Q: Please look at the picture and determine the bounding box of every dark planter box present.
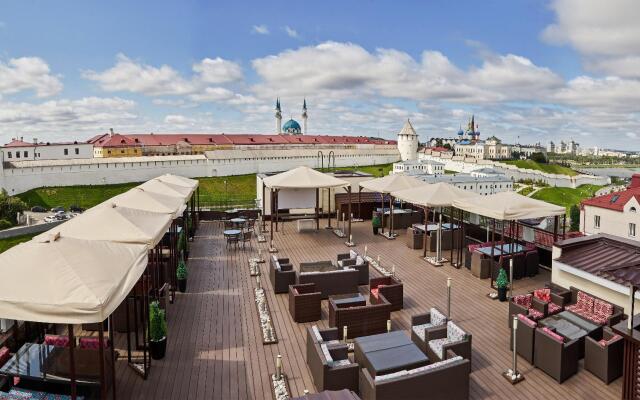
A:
[178,279,187,293]
[150,337,167,360]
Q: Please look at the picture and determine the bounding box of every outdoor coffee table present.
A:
[223,229,241,237]
[330,293,366,308]
[354,331,428,377]
[230,217,247,226]
[540,315,587,341]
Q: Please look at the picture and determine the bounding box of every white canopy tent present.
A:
[138,179,193,202]
[359,174,427,238]
[33,205,173,247]
[155,174,198,193]
[393,182,480,262]
[262,166,351,248]
[104,187,186,219]
[0,236,148,324]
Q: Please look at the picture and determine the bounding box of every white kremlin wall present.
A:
[0,144,400,194]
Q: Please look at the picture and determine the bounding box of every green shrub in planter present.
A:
[371,214,381,235]
[149,301,167,359]
[176,259,188,293]
[496,268,509,302]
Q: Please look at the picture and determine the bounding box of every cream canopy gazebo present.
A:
[453,191,565,290]
[138,179,194,201]
[104,187,186,218]
[359,174,427,239]
[263,166,350,248]
[154,174,200,232]
[393,182,480,263]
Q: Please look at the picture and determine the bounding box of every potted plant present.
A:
[496,268,509,302]
[372,213,381,235]
[149,301,167,360]
[176,258,188,293]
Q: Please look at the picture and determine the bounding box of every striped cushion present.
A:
[517,314,536,328]
[542,327,564,343]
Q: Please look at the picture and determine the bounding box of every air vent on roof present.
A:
[611,195,620,203]
[268,138,273,142]
[184,138,189,142]
[134,138,139,143]
[120,139,126,144]
[209,138,213,142]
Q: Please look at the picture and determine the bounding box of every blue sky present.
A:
[0,0,639,149]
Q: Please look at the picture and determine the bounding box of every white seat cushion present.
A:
[312,325,323,342]
[430,308,447,326]
[428,338,449,360]
[374,370,408,382]
[320,344,333,363]
[411,323,434,341]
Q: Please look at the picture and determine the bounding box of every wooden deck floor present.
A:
[115,221,622,399]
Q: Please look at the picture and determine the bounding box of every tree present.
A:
[569,205,580,232]
[511,151,522,160]
[0,191,26,225]
[443,143,452,150]
[529,152,548,163]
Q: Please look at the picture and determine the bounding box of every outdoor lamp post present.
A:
[387,319,392,332]
[509,258,514,299]
[503,315,524,384]
[275,354,282,380]
[343,326,348,342]
[629,284,635,331]
[447,278,452,319]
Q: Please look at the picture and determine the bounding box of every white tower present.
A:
[397,119,419,161]
[302,98,308,134]
[275,98,282,134]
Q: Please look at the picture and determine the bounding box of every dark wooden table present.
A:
[354,331,428,376]
[329,293,366,308]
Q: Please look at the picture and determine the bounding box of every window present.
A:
[7,152,11,158]
[64,149,68,155]
[630,223,636,237]
[15,152,20,158]
[23,151,27,157]
[75,148,79,155]
[630,207,637,213]
[594,215,601,229]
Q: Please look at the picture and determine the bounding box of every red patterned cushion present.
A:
[513,294,532,308]
[528,308,544,321]
[533,288,551,303]
[370,288,379,299]
[79,337,110,350]
[0,346,10,367]
[593,299,614,317]
[598,334,621,347]
[576,291,595,312]
[517,314,536,328]
[542,327,564,343]
[44,335,70,348]
[548,302,562,315]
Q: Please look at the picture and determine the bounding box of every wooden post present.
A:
[553,215,559,244]
[109,315,117,400]
[423,207,429,258]
[270,189,274,245]
[389,195,393,236]
[347,186,352,240]
[380,193,385,235]
[315,188,319,230]
[490,219,496,289]
[262,184,266,232]
[449,207,454,265]
[562,214,567,239]
[98,322,106,400]
[275,189,279,233]
[358,187,362,219]
[68,324,77,400]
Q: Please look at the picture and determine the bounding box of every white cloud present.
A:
[543,0,640,77]
[284,26,299,38]
[192,57,243,84]
[252,25,269,35]
[164,114,194,126]
[0,97,138,143]
[0,57,62,98]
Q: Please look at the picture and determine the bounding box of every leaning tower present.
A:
[397,119,419,161]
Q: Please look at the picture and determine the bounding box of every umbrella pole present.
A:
[69,324,77,400]
[358,187,362,221]
[347,187,353,245]
[490,218,496,289]
[450,207,454,266]
[109,315,116,400]
[380,193,385,235]
[390,195,394,238]
[437,211,442,262]
[423,207,428,258]
[98,322,106,400]
[315,188,319,230]
[269,189,274,247]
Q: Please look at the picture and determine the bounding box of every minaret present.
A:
[301,98,308,134]
[275,98,282,134]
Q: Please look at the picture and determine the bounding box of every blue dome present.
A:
[457,129,464,136]
[282,119,302,133]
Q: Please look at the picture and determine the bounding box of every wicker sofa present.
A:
[369,276,403,311]
[565,287,624,326]
[509,288,565,327]
[328,295,392,339]
[270,256,296,294]
[288,283,322,323]
[337,250,370,285]
[534,327,580,383]
[359,349,470,400]
[297,267,359,299]
[306,336,359,392]
[410,308,448,355]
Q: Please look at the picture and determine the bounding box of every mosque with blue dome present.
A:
[275,98,308,135]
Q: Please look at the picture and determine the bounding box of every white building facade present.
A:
[392,159,444,175]
[2,138,93,161]
[580,179,640,241]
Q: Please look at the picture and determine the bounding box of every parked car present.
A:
[69,205,85,213]
[51,206,65,213]
[30,206,46,213]
[44,216,57,223]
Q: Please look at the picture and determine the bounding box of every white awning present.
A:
[359,174,426,194]
[392,182,479,207]
[0,236,148,324]
[33,205,172,247]
[138,179,193,202]
[263,166,350,189]
[103,187,186,219]
[156,174,198,190]
[453,191,565,220]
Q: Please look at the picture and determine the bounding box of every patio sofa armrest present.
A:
[531,297,549,315]
[321,327,340,342]
[280,263,293,272]
[369,276,389,289]
[339,258,357,267]
[443,339,472,362]
[550,292,568,307]
[411,312,432,326]
[277,257,290,264]
[424,325,447,342]
[336,253,352,261]
[608,310,624,327]
[329,344,349,361]
[291,283,318,295]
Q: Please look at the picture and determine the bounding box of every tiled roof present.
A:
[581,187,640,212]
[4,139,35,147]
[98,133,396,147]
[87,133,141,147]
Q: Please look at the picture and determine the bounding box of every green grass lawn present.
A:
[519,186,536,196]
[15,163,393,210]
[531,184,603,214]
[503,160,578,176]
[0,233,36,253]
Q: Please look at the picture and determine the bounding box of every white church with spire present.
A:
[275,98,308,135]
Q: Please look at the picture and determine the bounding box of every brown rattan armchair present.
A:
[585,327,623,384]
[288,283,321,323]
[369,276,403,311]
[410,307,448,355]
[329,295,392,339]
[269,256,296,294]
[533,327,580,383]
[307,341,359,392]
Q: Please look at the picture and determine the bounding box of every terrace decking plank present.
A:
[114,221,620,400]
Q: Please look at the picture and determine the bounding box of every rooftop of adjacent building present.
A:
[408,171,512,183]
[581,174,640,212]
[4,138,88,147]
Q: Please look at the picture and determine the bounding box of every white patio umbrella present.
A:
[102,187,186,219]
[138,179,193,202]
[359,174,427,239]
[393,182,479,263]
